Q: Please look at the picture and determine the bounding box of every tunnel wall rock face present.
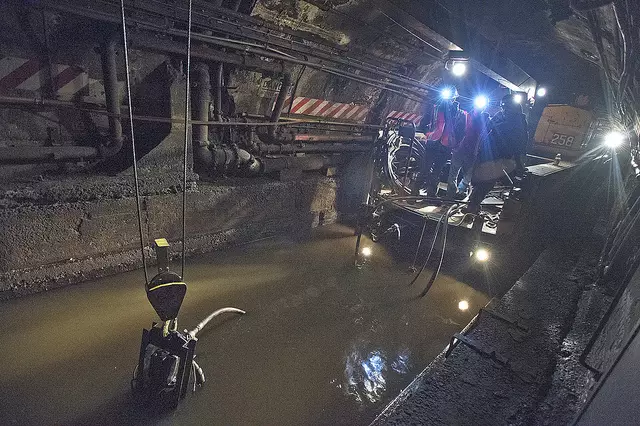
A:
[0,173,353,299]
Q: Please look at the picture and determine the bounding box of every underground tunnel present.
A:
[0,0,639,424]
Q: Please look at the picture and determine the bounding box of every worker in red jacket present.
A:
[415,88,467,196]
[446,97,490,199]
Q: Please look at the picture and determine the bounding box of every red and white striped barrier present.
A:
[387,110,423,124]
[282,96,369,122]
[0,55,96,100]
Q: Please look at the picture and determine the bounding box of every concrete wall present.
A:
[0,0,440,297]
[0,169,368,299]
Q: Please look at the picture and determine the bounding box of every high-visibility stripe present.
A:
[332,104,352,119]
[298,98,324,115]
[343,106,361,119]
[309,100,329,116]
[278,96,371,122]
[57,72,89,97]
[291,97,314,114]
[0,57,29,80]
[387,110,423,124]
[319,102,343,117]
[52,65,83,91]
[0,58,41,92]
[148,282,186,291]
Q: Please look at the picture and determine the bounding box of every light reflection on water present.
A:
[344,345,412,405]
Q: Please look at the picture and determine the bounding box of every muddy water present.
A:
[0,224,490,425]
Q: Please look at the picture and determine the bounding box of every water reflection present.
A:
[344,345,412,405]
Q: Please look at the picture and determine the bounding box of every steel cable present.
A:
[181,0,193,279]
[120,0,149,284]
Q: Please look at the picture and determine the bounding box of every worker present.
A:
[465,94,528,213]
[414,88,467,196]
[446,98,490,200]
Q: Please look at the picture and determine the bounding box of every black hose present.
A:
[418,204,456,298]
[408,208,446,287]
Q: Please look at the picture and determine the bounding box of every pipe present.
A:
[44,0,427,91]
[269,73,293,140]
[42,1,427,100]
[188,307,245,338]
[0,95,378,128]
[213,63,223,122]
[193,63,211,171]
[256,143,369,154]
[130,31,286,74]
[259,155,345,173]
[99,33,124,157]
[197,145,350,175]
[0,146,99,164]
[293,134,374,143]
[204,146,262,176]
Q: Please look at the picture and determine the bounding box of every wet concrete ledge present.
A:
[373,239,596,425]
[0,174,347,300]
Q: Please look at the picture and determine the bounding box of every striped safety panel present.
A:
[387,110,423,124]
[0,55,98,100]
[283,96,369,122]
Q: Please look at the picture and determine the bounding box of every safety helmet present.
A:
[500,94,523,113]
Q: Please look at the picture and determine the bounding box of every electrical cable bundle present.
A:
[408,204,458,297]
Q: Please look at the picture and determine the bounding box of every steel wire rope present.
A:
[120,0,149,284]
[181,0,193,279]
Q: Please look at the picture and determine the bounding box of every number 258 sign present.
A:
[547,133,575,147]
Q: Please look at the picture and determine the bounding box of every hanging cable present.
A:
[120,0,149,284]
[188,307,246,338]
[181,0,194,279]
[408,209,446,287]
[418,204,457,298]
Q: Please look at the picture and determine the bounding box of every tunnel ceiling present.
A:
[254,0,606,104]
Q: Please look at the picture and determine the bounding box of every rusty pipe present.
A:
[268,73,292,140]
[293,134,374,143]
[0,146,99,164]
[213,63,223,121]
[256,143,369,154]
[259,155,345,173]
[99,33,124,157]
[193,63,211,147]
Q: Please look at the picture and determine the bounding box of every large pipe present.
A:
[42,1,427,100]
[196,146,350,176]
[293,134,374,143]
[130,31,286,74]
[268,73,293,140]
[0,146,99,164]
[213,63,223,122]
[256,143,369,154]
[0,95,380,128]
[99,34,124,157]
[260,155,345,173]
[193,63,211,170]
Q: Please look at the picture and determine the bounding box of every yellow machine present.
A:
[533,105,597,159]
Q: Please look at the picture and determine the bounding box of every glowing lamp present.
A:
[474,95,488,109]
[451,62,467,77]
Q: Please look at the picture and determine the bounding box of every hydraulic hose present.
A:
[417,204,457,298]
[408,209,446,287]
[188,307,246,339]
